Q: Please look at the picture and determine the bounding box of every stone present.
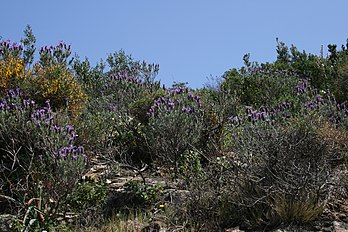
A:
[0,214,17,232]
[333,221,348,232]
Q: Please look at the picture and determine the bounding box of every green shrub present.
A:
[125,180,163,207]
[222,64,299,108]
[68,181,107,211]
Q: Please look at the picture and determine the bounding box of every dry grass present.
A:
[271,194,325,224]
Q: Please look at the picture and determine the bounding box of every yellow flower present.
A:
[0,57,26,91]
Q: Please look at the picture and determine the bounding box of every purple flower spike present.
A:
[70,131,78,141]
[66,125,74,133]
[168,100,175,108]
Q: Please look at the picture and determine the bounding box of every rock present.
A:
[333,221,348,232]
[322,226,333,232]
[0,214,17,232]
[141,222,162,232]
[225,226,244,232]
[338,213,348,221]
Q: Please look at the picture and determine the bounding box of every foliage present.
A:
[146,84,205,169]
[222,64,300,108]
[68,180,107,211]
[0,39,28,95]
[73,50,162,164]
[20,24,36,68]
[274,38,348,103]
[0,34,87,115]
[30,62,87,115]
[38,41,73,67]
[171,155,240,230]
[225,116,341,229]
[0,56,27,94]
[107,49,159,85]
[125,180,163,207]
[2,26,348,231]
[197,83,240,155]
[73,58,107,97]
[0,89,86,228]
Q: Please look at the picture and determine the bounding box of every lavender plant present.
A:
[222,63,299,108]
[0,89,86,223]
[227,78,348,130]
[38,41,73,67]
[146,84,205,170]
[74,51,162,164]
[0,39,23,60]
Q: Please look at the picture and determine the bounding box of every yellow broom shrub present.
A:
[0,57,27,94]
[31,63,87,115]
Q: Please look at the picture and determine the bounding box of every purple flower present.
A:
[52,124,60,133]
[168,100,175,108]
[194,95,201,102]
[0,102,6,110]
[70,131,78,141]
[60,148,67,158]
[182,107,192,113]
[77,146,85,154]
[161,97,167,103]
[315,95,323,103]
[260,112,266,120]
[66,125,74,133]
[23,99,30,108]
[8,89,16,98]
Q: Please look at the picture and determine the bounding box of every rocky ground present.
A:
[2,154,348,232]
[83,155,348,232]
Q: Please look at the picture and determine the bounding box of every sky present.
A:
[1,1,347,89]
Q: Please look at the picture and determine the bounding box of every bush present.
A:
[75,94,152,165]
[29,62,87,116]
[198,83,240,155]
[146,84,205,170]
[334,64,348,103]
[74,50,162,164]
[0,43,28,95]
[0,89,86,228]
[177,114,347,231]
[226,116,339,229]
[66,180,108,227]
[222,64,299,108]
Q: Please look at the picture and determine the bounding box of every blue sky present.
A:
[1,1,347,88]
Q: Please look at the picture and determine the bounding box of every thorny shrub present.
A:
[225,116,343,229]
[175,114,347,231]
